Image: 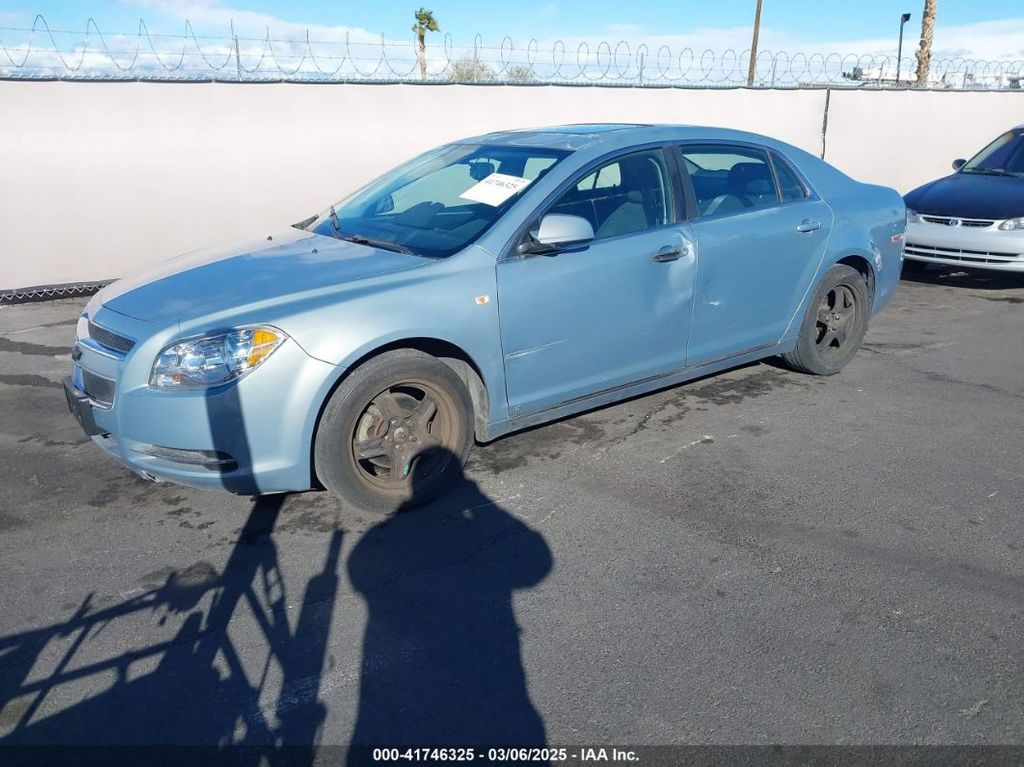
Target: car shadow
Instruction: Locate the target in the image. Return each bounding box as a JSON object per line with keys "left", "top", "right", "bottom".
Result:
{"left": 900, "top": 263, "right": 1024, "bottom": 291}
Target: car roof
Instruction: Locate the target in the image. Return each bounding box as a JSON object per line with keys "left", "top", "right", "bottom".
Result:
{"left": 458, "top": 123, "right": 792, "bottom": 153}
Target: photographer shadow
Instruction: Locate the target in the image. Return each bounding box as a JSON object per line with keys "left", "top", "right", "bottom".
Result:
{"left": 347, "top": 449, "right": 553, "bottom": 757}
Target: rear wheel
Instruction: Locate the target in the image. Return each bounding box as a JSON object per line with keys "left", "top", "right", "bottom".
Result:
{"left": 782, "top": 264, "right": 869, "bottom": 376}
{"left": 314, "top": 350, "right": 474, "bottom": 514}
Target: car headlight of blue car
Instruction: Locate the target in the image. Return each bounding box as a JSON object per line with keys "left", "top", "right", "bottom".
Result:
{"left": 150, "top": 326, "right": 287, "bottom": 389}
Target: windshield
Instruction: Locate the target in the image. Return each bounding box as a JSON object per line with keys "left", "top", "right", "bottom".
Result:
{"left": 961, "top": 130, "right": 1024, "bottom": 176}
{"left": 300, "top": 144, "right": 569, "bottom": 257}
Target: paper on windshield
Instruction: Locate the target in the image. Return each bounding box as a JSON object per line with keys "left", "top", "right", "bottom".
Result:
{"left": 459, "top": 173, "right": 532, "bottom": 207}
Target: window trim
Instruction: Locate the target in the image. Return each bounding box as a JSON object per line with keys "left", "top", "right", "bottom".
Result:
{"left": 500, "top": 142, "right": 685, "bottom": 261}
{"left": 673, "top": 141, "right": 819, "bottom": 223}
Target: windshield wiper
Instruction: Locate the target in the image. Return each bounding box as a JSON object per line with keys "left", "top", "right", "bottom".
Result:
{"left": 329, "top": 205, "right": 342, "bottom": 233}
{"left": 341, "top": 234, "right": 414, "bottom": 255}
{"left": 962, "top": 167, "right": 1013, "bottom": 176}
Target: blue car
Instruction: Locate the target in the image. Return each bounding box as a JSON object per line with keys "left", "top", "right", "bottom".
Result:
{"left": 904, "top": 126, "right": 1024, "bottom": 273}
{"left": 64, "top": 124, "right": 905, "bottom": 512}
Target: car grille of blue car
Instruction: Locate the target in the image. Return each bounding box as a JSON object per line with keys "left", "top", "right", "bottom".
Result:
{"left": 87, "top": 320, "right": 135, "bottom": 354}
{"left": 81, "top": 369, "right": 116, "bottom": 407}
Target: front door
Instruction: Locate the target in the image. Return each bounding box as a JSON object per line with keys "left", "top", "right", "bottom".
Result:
{"left": 497, "top": 148, "right": 696, "bottom": 416}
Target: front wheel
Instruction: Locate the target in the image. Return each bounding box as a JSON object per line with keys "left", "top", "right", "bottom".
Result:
{"left": 781, "top": 264, "right": 869, "bottom": 376}
{"left": 314, "top": 350, "right": 474, "bottom": 514}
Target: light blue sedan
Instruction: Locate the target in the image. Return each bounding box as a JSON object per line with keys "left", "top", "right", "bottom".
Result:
{"left": 65, "top": 124, "right": 906, "bottom": 512}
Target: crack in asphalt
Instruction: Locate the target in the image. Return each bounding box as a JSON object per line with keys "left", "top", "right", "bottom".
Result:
{"left": 862, "top": 345, "right": 1024, "bottom": 401}
{"left": 0, "top": 338, "right": 70, "bottom": 357}
{"left": 0, "top": 374, "right": 62, "bottom": 390}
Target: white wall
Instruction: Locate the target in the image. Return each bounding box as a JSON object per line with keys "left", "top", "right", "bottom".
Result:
{"left": 825, "top": 89, "right": 1023, "bottom": 190}
{"left": 0, "top": 81, "right": 1017, "bottom": 290}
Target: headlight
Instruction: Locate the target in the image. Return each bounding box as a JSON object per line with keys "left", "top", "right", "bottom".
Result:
{"left": 150, "top": 326, "right": 286, "bottom": 389}
{"left": 998, "top": 217, "right": 1024, "bottom": 231}
{"left": 906, "top": 208, "right": 922, "bottom": 224}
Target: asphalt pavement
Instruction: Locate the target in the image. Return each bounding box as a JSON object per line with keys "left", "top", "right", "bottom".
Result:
{"left": 0, "top": 265, "right": 1022, "bottom": 754}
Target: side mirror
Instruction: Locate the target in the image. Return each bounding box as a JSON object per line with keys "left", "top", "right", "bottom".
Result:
{"left": 952, "top": 158, "right": 967, "bottom": 170}
{"left": 519, "top": 214, "right": 595, "bottom": 255}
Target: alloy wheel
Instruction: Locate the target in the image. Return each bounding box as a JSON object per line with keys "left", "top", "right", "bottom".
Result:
{"left": 350, "top": 380, "right": 458, "bottom": 490}
{"left": 815, "top": 284, "right": 857, "bottom": 357}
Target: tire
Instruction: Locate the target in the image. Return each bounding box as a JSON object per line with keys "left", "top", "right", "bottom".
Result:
{"left": 902, "top": 258, "right": 929, "bottom": 273}
{"left": 781, "top": 264, "right": 870, "bottom": 376}
{"left": 314, "top": 349, "right": 474, "bottom": 514}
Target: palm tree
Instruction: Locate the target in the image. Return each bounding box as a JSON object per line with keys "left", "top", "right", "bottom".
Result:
{"left": 412, "top": 8, "right": 440, "bottom": 81}
{"left": 914, "top": 0, "right": 938, "bottom": 87}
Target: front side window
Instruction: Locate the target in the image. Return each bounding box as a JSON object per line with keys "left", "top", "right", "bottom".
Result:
{"left": 303, "top": 144, "right": 568, "bottom": 257}
{"left": 548, "top": 149, "right": 675, "bottom": 239}
{"left": 681, "top": 145, "right": 781, "bottom": 217}
{"left": 962, "top": 130, "right": 1024, "bottom": 176}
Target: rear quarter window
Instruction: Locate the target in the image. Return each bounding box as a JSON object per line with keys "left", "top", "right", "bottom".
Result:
{"left": 771, "top": 153, "right": 810, "bottom": 203}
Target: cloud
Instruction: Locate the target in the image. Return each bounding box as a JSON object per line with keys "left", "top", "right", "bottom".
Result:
{"left": 115, "top": 0, "right": 392, "bottom": 44}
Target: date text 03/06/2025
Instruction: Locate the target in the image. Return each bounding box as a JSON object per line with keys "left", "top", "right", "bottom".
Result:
{"left": 370, "top": 747, "right": 640, "bottom": 762}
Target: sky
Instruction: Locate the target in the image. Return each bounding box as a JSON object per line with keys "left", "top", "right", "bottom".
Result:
{"left": 2, "top": 0, "right": 1024, "bottom": 62}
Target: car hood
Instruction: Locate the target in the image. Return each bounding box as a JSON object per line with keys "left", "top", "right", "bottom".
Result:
{"left": 904, "top": 172, "right": 1024, "bottom": 219}
{"left": 99, "top": 227, "right": 426, "bottom": 325}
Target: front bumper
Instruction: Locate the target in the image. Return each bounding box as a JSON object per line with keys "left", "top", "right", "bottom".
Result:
{"left": 68, "top": 308, "right": 341, "bottom": 494}
{"left": 905, "top": 219, "right": 1024, "bottom": 272}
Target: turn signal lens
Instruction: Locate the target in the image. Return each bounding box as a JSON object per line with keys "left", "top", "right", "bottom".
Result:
{"left": 248, "top": 328, "right": 283, "bottom": 367}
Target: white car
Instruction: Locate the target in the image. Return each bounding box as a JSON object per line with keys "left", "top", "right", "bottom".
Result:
{"left": 904, "top": 127, "right": 1024, "bottom": 273}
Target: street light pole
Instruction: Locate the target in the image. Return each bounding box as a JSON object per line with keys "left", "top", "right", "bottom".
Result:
{"left": 747, "top": 0, "right": 763, "bottom": 87}
{"left": 896, "top": 12, "right": 911, "bottom": 85}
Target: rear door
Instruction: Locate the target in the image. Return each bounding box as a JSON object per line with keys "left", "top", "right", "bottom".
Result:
{"left": 678, "top": 144, "right": 834, "bottom": 365}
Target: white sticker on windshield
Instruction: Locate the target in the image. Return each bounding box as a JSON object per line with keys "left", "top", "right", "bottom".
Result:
{"left": 459, "top": 173, "right": 532, "bottom": 207}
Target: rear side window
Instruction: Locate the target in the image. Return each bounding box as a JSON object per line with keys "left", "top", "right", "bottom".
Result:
{"left": 680, "top": 145, "right": 781, "bottom": 217}
{"left": 771, "top": 153, "right": 809, "bottom": 202}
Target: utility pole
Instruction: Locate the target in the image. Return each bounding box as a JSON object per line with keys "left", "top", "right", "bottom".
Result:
{"left": 896, "top": 12, "right": 911, "bottom": 85}
{"left": 747, "top": 0, "right": 763, "bottom": 87}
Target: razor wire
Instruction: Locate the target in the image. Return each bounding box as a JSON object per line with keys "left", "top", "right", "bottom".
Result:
{"left": 1, "top": 15, "right": 1023, "bottom": 89}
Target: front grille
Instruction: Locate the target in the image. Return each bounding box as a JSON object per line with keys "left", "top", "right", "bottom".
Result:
{"left": 905, "top": 242, "right": 1023, "bottom": 264}
{"left": 87, "top": 320, "right": 135, "bottom": 354}
{"left": 81, "top": 369, "right": 115, "bottom": 407}
{"left": 920, "top": 215, "right": 995, "bottom": 228}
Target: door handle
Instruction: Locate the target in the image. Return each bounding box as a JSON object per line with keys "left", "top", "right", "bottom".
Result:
{"left": 796, "top": 219, "right": 822, "bottom": 233}
{"left": 652, "top": 244, "right": 688, "bottom": 262}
